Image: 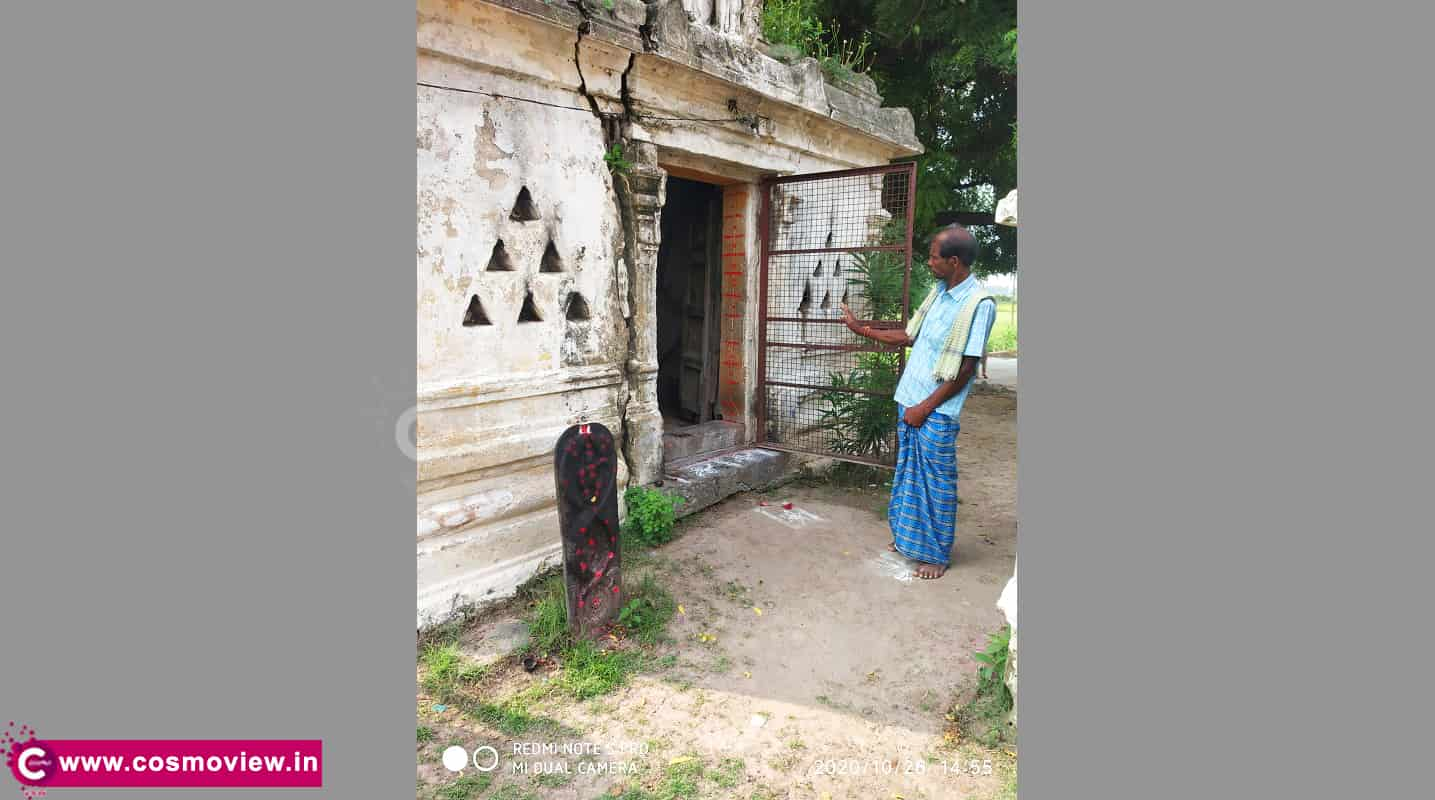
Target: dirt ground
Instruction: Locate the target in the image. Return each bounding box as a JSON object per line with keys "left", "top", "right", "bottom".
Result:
{"left": 418, "top": 392, "right": 1017, "bottom": 800}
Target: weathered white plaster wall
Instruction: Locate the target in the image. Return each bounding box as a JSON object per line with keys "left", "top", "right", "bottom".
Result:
{"left": 417, "top": 1, "right": 631, "bottom": 625}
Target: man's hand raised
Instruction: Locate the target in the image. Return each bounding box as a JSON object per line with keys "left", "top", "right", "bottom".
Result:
{"left": 840, "top": 302, "right": 865, "bottom": 336}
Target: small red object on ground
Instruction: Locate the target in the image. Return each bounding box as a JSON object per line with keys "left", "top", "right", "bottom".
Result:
{"left": 782, "top": 502, "right": 793, "bottom": 510}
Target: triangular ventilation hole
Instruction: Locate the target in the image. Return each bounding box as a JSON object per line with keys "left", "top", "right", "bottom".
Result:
{"left": 566, "top": 292, "right": 591, "bottom": 321}
{"left": 517, "top": 291, "right": 543, "bottom": 323}
{"left": 812, "top": 260, "right": 823, "bottom": 278}
{"left": 824, "top": 230, "right": 834, "bottom": 248}
{"left": 486, "top": 239, "right": 514, "bottom": 271}
{"left": 540, "top": 240, "right": 564, "bottom": 273}
{"left": 831, "top": 258, "right": 842, "bottom": 276}
{"left": 462, "top": 295, "right": 492, "bottom": 327}
{"left": 797, "top": 283, "right": 812, "bottom": 315}
{"left": 510, "top": 186, "right": 540, "bottom": 222}
{"left": 820, "top": 290, "right": 832, "bottom": 310}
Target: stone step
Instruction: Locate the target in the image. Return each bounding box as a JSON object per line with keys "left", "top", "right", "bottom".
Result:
{"left": 662, "top": 419, "right": 745, "bottom": 463}
{"left": 662, "top": 447, "right": 791, "bottom": 520}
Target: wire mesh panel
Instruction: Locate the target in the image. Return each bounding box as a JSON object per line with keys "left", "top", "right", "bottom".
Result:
{"left": 757, "top": 163, "right": 916, "bottom": 467}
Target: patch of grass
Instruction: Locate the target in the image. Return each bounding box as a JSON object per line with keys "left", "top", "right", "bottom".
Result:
{"left": 535, "top": 769, "right": 572, "bottom": 787}
{"left": 489, "top": 785, "right": 538, "bottom": 800}
{"left": 465, "top": 692, "right": 575, "bottom": 738}
{"left": 617, "top": 573, "right": 677, "bottom": 645}
{"left": 953, "top": 685, "right": 1016, "bottom": 748}
{"left": 525, "top": 575, "right": 570, "bottom": 656}
{"left": 987, "top": 300, "right": 1018, "bottom": 353}
{"left": 657, "top": 757, "right": 704, "bottom": 799}
{"left": 711, "top": 757, "right": 745, "bottom": 788}
{"left": 710, "top": 654, "right": 732, "bottom": 674}
{"left": 435, "top": 773, "right": 491, "bottom": 800}
{"left": 421, "top": 642, "right": 462, "bottom": 681}
{"left": 420, "top": 642, "right": 489, "bottom": 702}
{"left": 767, "top": 751, "right": 801, "bottom": 772}
{"left": 560, "top": 639, "right": 641, "bottom": 699}
{"left": 416, "top": 725, "right": 433, "bottom": 743}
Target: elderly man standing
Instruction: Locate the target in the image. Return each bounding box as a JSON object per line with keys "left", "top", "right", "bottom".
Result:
{"left": 841, "top": 224, "right": 996, "bottom": 578}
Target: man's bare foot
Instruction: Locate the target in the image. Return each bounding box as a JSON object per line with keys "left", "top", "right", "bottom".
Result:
{"left": 888, "top": 541, "right": 898, "bottom": 552}
{"left": 913, "top": 562, "right": 947, "bottom": 579}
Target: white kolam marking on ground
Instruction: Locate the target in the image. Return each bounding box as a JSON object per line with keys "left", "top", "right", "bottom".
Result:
{"left": 754, "top": 506, "right": 824, "bottom": 529}
{"left": 869, "top": 550, "right": 916, "bottom": 583}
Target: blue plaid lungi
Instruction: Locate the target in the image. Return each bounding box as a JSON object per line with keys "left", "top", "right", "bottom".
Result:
{"left": 889, "top": 403, "right": 959, "bottom": 566}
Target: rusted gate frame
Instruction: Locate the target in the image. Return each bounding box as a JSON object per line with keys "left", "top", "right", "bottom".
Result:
{"left": 755, "top": 162, "right": 917, "bottom": 467}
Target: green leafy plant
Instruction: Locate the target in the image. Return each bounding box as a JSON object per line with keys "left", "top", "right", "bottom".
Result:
{"left": 761, "top": 0, "right": 874, "bottom": 76}
{"left": 761, "top": 0, "right": 825, "bottom": 54}
{"left": 816, "top": 352, "right": 901, "bottom": 461}
{"left": 603, "top": 142, "right": 632, "bottom": 174}
{"left": 974, "top": 624, "right": 1012, "bottom": 701}
{"left": 621, "top": 486, "right": 680, "bottom": 548}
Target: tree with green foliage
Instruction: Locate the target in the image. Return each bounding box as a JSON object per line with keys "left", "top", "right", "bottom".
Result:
{"left": 765, "top": 0, "right": 1017, "bottom": 275}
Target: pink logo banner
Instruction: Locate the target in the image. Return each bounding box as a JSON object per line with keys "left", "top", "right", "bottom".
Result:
{"left": 7, "top": 739, "right": 322, "bottom": 789}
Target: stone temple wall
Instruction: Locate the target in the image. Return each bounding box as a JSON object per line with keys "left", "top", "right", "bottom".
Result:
{"left": 417, "top": 4, "right": 632, "bottom": 625}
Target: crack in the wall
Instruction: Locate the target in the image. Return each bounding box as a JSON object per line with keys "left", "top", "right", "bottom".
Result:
{"left": 571, "top": 14, "right": 642, "bottom": 490}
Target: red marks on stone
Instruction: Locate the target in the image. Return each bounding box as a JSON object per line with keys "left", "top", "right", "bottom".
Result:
{"left": 594, "top": 571, "right": 603, "bottom": 579}
{"left": 592, "top": 596, "right": 601, "bottom": 608}
{"left": 607, "top": 551, "right": 614, "bottom": 559}
{"left": 588, "top": 538, "right": 595, "bottom": 546}
{"left": 580, "top": 527, "right": 586, "bottom": 534}
{"left": 611, "top": 584, "right": 620, "bottom": 593}
{"left": 578, "top": 599, "right": 585, "bottom": 608}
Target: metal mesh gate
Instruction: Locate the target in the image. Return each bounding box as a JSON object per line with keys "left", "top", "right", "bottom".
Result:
{"left": 756, "top": 163, "right": 917, "bottom": 467}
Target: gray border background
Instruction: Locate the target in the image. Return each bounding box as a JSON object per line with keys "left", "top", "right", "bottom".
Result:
{"left": 2, "top": 1, "right": 1431, "bottom": 798}
{"left": 1023, "top": 2, "right": 1430, "bottom": 797}
{"left": 0, "top": 2, "right": 415, "bottom": 798}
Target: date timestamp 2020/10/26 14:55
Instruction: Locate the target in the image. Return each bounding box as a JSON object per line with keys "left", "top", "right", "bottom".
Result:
{"left": 809, "top": 757, "right": 995, "bottom": 777}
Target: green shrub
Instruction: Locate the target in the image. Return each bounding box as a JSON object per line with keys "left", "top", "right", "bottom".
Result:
{"left": 974, "top": 625, "right": 1013, "bottom": 704}
{"left": 761, "top": 0, "right": 825, "bottom": 54}
{"left": 622, "top": 486, "right": 680, "bottom": 548}
{"left": 817, "top": 352, "right": 901, "bottom": 461}
{"left": 762, "top": 0, "right": 874, "bottom": 75}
